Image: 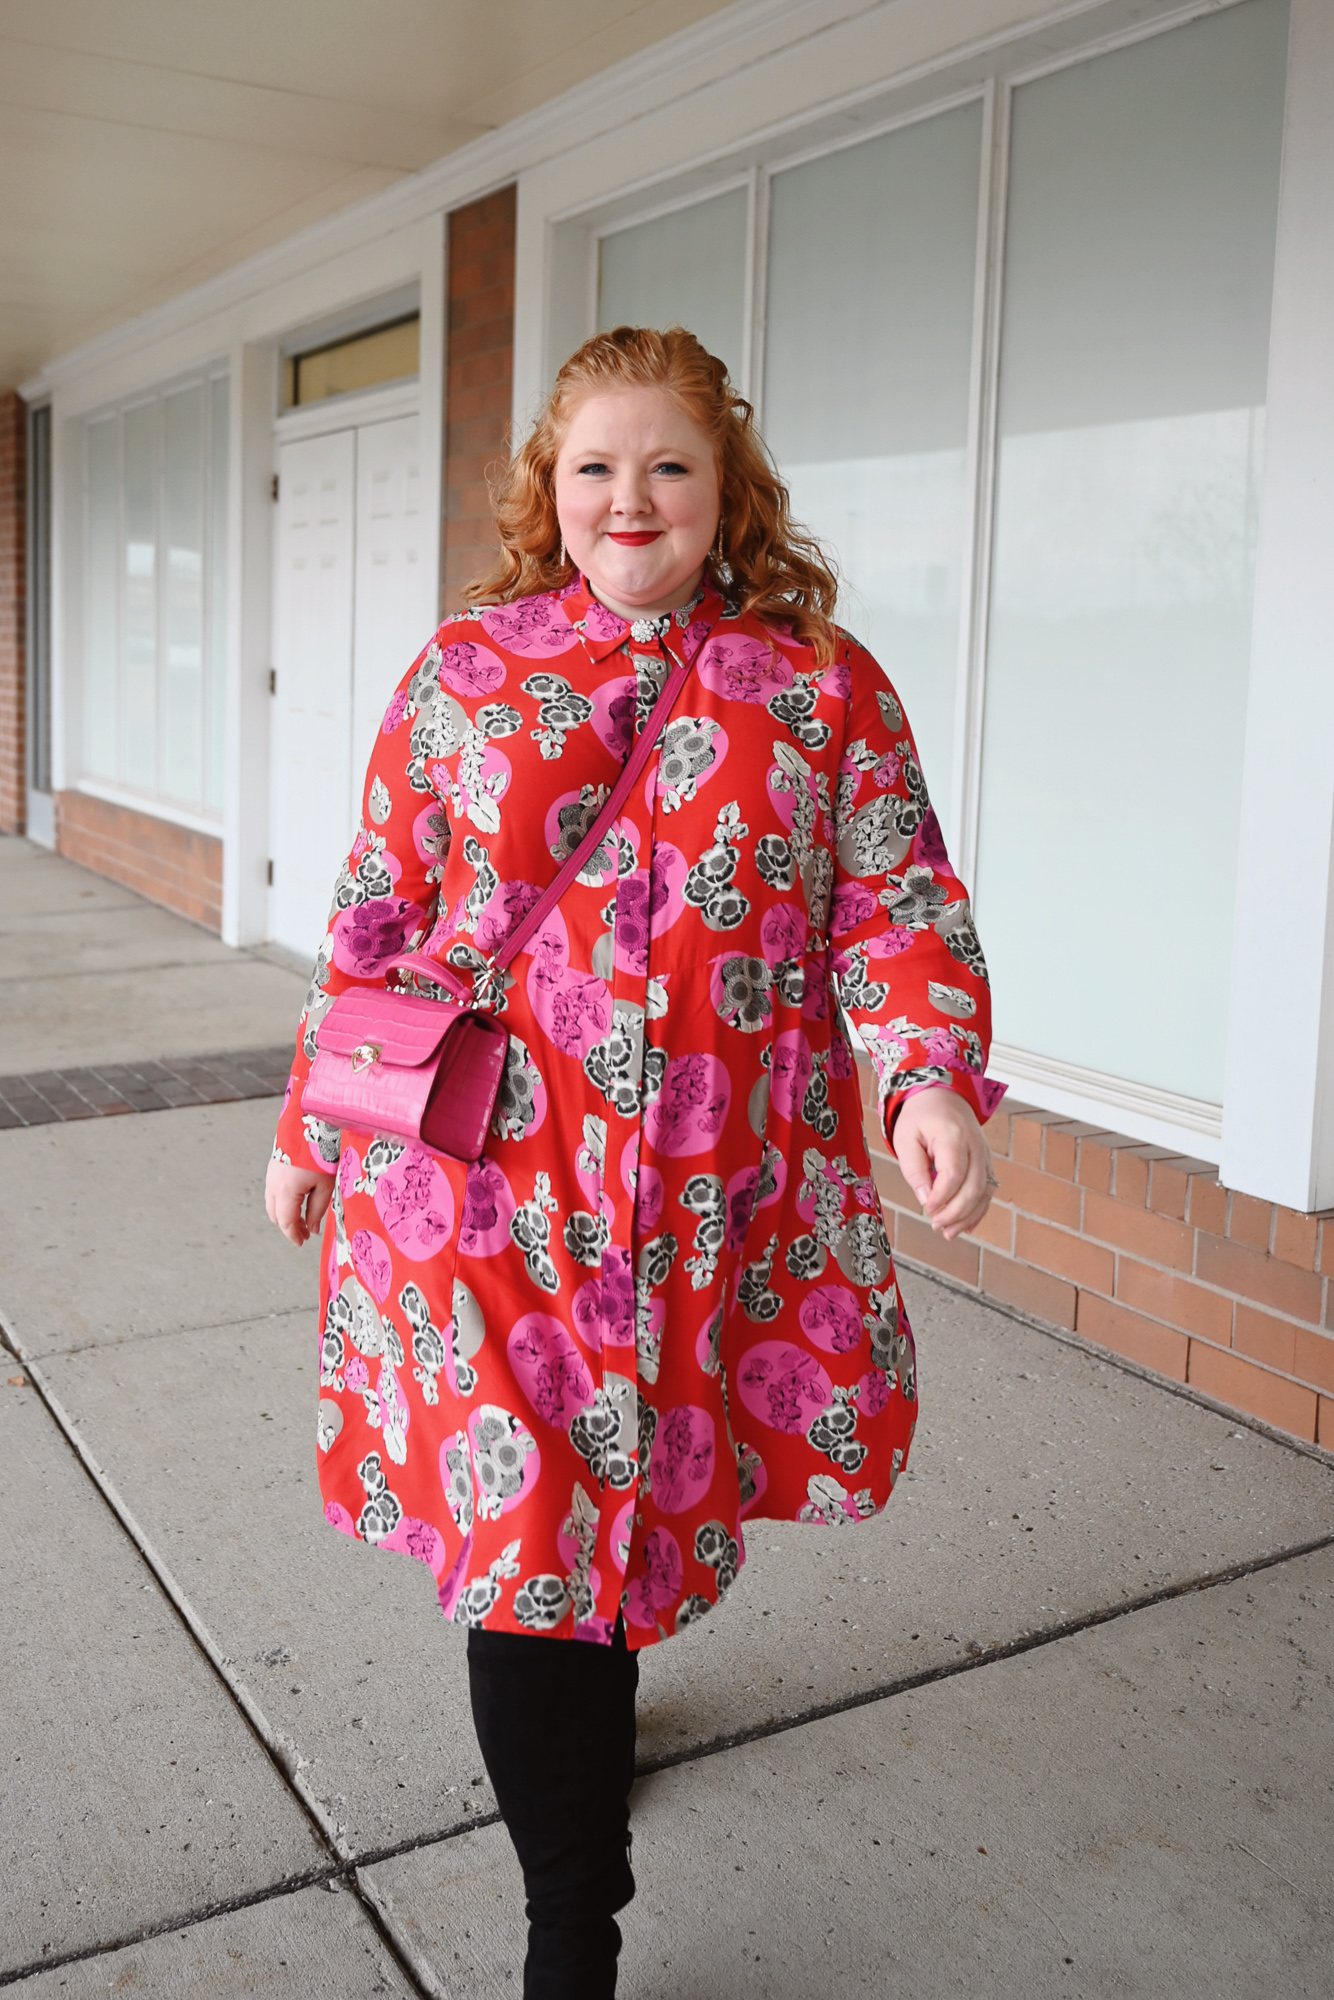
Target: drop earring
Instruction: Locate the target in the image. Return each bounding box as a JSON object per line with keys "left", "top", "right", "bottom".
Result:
{"left": 712, "top": 519, "right": 732, "bottom": 587}
{"left": 558, "top": 532, "right": 567, "bottom": 569}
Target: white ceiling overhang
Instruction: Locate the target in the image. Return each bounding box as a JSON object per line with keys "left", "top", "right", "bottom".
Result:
{"left": 0, "top": 0, "right": 749, "bottom": 391}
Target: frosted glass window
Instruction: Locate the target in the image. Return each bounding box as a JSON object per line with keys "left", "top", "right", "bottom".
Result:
{"left": 84, "top": 418, "right": 119, "bottom": 781}
{"left": 122, "top": 403, "right": 157, "bottom": 792}
{"left": 598, "top": 189, "right": 748, "bottom": 386}
{"left": 163, "top": 385, "right": 204, "bottom": 804}
{"left": 976, "top": 0, "right": 1288, "bottom": 1103}
{"left": 207, "top": 376, "right": 229, "bottom": 813}
{"left": 764, "top": 104, "right": 983, "bottom": 837}
{"left": 78, "top": 372, "right": 228, "bottom": 817}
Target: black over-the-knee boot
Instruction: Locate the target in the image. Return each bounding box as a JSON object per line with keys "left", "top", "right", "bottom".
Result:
{"left": 467, "top": 1621, "right": 639, "bottom": 2000}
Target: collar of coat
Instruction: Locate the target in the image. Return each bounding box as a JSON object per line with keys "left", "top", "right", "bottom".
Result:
{"left": 556, "top": 569, "right": 729, "bottom": 666}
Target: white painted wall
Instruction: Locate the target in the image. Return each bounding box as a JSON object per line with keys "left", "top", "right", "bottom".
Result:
{"left": 1221, "top": 0, "right": 1334, "bottom": 1212}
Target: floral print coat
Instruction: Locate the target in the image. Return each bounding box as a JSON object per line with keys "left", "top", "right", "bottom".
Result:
{"left": 274, "top": 574, "right": 1003, "bottom": 1649}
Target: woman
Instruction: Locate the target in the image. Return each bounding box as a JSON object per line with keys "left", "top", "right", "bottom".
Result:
{"left": 266, "top": 326, "right": 1003, "bottom": 1997}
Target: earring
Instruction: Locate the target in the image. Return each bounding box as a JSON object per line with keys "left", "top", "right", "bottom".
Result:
{"left": 712, "top": 519, "right": 732, "bottom": 586}
{"left": 558, "top": 532, "right": 567, "bottom": 568}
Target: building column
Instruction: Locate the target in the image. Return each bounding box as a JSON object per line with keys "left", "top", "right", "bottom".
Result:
{"left": 1221, "top": 0, "right": 1334, "bottom": 1213}
{"left": 0, "top": 392, "right": 25, "bottom": 834}
{"left": 440, "top": 185, "right": 517, "bottom": 614}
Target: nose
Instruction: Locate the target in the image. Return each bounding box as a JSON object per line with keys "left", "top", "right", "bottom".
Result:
{"left": 609, "top": 464, "right": 654, "bottom": 519}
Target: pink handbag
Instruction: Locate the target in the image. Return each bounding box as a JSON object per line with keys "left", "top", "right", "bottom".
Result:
{"left": 303, "top": 642, "right": 697, "bottom": 1164}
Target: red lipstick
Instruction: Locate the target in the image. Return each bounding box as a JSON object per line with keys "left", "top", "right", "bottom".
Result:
{"left": 606, "top": 531, "right": 661, "bottom": 546}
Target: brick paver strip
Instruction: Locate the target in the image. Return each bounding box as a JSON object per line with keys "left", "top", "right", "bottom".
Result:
{"left": 0, "top": 1047, "right": 292, "bottom": 1126}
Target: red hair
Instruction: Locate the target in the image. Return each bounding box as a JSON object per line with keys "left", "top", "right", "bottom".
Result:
{"left": 466, "top": 326, "right": 839, "bottom": 662}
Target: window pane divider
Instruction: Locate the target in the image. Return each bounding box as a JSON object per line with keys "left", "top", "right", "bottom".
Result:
{"left": 951, "top": 73, "right": 1009, "bottom": 890}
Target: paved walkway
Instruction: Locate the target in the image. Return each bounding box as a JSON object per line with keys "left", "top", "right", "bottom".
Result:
{"left": 2, "top": 833, "right": 1332, "bottom": 1997}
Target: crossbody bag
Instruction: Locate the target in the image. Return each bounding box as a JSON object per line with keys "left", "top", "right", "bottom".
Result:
{"left": 303, "top": 639, "right": 696, "bottom": 1164}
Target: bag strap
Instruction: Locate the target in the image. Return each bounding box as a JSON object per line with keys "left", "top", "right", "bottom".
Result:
{"left": 383, "top": 639, "right": 696, "bottom": 1000}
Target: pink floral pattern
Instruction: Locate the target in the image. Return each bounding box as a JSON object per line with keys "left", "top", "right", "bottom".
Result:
{"left": 276, "top": 576, "right": 1001, "bottom": 1648}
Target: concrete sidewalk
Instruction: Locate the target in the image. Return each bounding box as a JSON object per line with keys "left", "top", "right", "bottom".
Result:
{"left": 2, "top": 832, "right": 1332, "bottom": 1998}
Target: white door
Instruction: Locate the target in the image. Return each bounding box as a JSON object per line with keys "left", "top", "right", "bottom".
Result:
{"left": 269, "top": 429, "right": 356, "bottom": 957}
{"left": 352, "top": 413, "right": 433, "bottom": 768}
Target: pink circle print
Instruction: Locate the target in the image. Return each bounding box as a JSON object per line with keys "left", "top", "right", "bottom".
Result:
{"left": 374, "top": 1147, "right": 455, "bottom": 1261}
{"left": 331, "top": 896, "right": 426, "bottom": 978}
{"left": 623, "top": 1526, "right": 683, "bottom": 1626}
{"left": 769, "top": 1031, "right": 813, "bottom": 1124}
{"left": 649, "top": 1404, "right": 717, "bottom": 1513}
{"left": 737, "top": 1341, "right": 834, "bottom": 1435}
{"left": 436, "top": 639, "right": 507, "bottom": 696}
{"left": 457, "top": 1157, "right": 516, "bottom": 1258}
{"left": 528, "top": 964, "right": 611, "bottom": 1061}
{"left": 643, "top": 1053, "right": 731, "bottom": 1157}
{"left": 350, "top": 1227, "right": 394, "bottom": 1303}
{"left": 507, "top": 1314, "right": 594, "bottom": 1431}
{"left": 480, "top": 598, "right": 579, "bottom": 657}
{"left": 380, "top": 1515, "right": 448, "bottom": 1576}
{"left": 695, "top": 633, "right": 795, "bottom": 705}
{"left": 799, "top": 1285, "right": 865, "bottom": 1355}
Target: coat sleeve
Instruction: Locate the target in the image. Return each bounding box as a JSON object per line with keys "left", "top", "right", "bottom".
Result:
{"left": 824, "top": 630, "right": 1006, "bottom": 1144}
{"left": 272, "top": 631, "right": 452, "bottom": 1174}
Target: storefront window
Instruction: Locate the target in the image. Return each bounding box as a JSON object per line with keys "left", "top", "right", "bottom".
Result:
{"left": 598, "top": 188, "right": 749, "bottom": 388}
{"left": 80, "top": 372, "right": 230, "bottom": 817}
{"left": 975, "top": 0, "right": 1288, "bottom": 1103}
{"left": 764, "top": 103, "right": 983, "bottom": 837}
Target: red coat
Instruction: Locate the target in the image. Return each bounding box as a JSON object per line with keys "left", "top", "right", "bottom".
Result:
{"left": 275, "top": 574, "right": 1002, "bottom": 1647}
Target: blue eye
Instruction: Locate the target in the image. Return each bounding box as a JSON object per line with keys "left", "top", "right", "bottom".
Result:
{"left": 576, "top": 461, "right": 610, "bottom": 476}
{"left": 654, "top": 461, "right": 688, "bottom": 476}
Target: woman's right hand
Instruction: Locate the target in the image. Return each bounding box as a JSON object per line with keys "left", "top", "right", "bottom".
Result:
{"left": 265, "top": 1158, "right": 335, "bottom": 1247}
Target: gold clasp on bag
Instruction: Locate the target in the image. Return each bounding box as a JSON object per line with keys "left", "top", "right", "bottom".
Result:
{"left": 351, "top": 1042, "right": 383, "bottom": 1072}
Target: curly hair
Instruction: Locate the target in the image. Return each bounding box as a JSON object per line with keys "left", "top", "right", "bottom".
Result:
{"left": 465, "top": 325, "right": 839, "bottom": 662}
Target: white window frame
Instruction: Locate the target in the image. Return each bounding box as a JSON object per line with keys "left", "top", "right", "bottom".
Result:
{"left": 537, "top": 0, "right": 1294, "bottom": 1165}
{"left": 76, "top": 363, "right": 230, "bottom": 829}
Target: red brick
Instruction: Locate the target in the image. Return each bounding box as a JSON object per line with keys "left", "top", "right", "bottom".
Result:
{"left": 442, "top": 183, "right": 516, "bottom": 616}
{"left": 971, "top": 1200, "right": 1015, "bottom": 1254}
{"left": 1187, "top": 1341, "right": 1317, "bottom": 1443}
{"left": 894, "top": 1211, "right": 980, "bottom": 1287}
{"left": 55, "top": 792, "right": 221, "bottom": 930}
{"left": 1082, "top": 1189, "right": 1194, "bottom": 1272}
{"left": 1228, "top": 1191, "right": 1273, "bottom": 1252}
{"left": 1146, "top": 1157, "right": 1200, "bottom": 1221}
{"left": 1232, "top": 1303, "right": 1298, "bottom": 1376}
{"left": 1194, "top": 1232, "right": 1324, "bottom": 1325}
{"left": 979, "top": 1249, "right": 1076, "bottom": 1330}
{"left": 1076, "top": 1134, "right": 1114, "bottom": 1195}
{"left": 1319, "top": 1395, "right": 1334, "bottom": 1450}
{"left": 1293, "top": 1326, "right": 1334, "bottom": 1397}
{"left": 1319, "top": 1219, "right": 1334, "bottom": 1276}
{"left": 991, "top": 1156, "right": 1082, "bottom": 1230}
{"left": 1271, "top": 1207, "right": 1319, "bottom": 1271}
{"left": 1041, "top": 1122, "right": 1112, "bottom": 1182}
{"left": 1186, "top": 1173, "right": 1228, "bottom": 1235}
{"left": 1075, "top": 1292, "right": 1189, "bottom": 1382}
{"left": 1009, "top": 1110, "right": 1067, "bottom": 1168}
{"left": 1015, "top": 1214, "right": 1114, "bottom": 1294}
{"left": 1111, "top": 1145, "right": 1176, "bottom": 1208}
{"left": 871, "top": 1152, "right": 919, "bottom": 1215}
{"left": 1114, "top": 1258, "right": 1233, "bottom": 1344}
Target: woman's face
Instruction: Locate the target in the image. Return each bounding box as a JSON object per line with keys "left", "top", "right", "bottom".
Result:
{"left": 554, "top": 387, "right": 721, "bottom": 619}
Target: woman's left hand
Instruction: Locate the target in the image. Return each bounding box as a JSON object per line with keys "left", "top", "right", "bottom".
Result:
{"left": 892, "top": 1088, "right": 995, "bottom": 1240}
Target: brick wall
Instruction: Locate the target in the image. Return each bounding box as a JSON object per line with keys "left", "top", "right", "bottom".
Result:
{"left": 861, "top": 1062, "right": 1334, "bottom": 1450}
{"left": 440, "top": 184, "right": 517, "bottom": 614}
{"left": 0, "top": 392, "right": 25, "bottom": 834}
{"left": 56, "top": 791, "right": 222, "bottom": 932}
